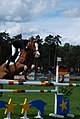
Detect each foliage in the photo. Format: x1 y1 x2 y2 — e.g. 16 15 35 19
0 32 11 64
0 31 80 70
59 86 73 99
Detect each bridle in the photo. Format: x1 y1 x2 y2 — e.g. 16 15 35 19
26 40 40 58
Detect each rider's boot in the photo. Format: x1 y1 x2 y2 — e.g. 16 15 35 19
6 56 12 70
6 61 10 70
6 56 15 70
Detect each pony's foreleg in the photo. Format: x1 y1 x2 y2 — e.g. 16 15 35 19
31 64 35 69
17 64 28 80
23 65 29 80
17 64 27 70
24 65 28 71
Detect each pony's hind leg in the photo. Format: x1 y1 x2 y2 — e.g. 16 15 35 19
0 84 3 97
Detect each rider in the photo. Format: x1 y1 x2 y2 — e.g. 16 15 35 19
6 34 25 70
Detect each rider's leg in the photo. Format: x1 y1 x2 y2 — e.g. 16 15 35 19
6 45 18 69
6 53 19 68
6 55 12 69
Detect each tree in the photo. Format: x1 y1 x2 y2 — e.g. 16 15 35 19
44 34 55 45
11 33 22 43
0 32 11 64
53 35 62 68
44 35 56 67
35 35 43 45
0 31 11 43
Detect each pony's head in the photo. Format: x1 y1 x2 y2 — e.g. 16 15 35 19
27 38 40 58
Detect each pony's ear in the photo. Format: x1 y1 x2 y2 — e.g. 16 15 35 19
27 42 31 46
29 36 35 41
34 40 37 43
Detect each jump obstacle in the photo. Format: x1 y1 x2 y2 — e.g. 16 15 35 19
0 80 80 86
0 57 79 119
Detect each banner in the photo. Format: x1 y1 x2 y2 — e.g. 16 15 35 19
57 94 70 115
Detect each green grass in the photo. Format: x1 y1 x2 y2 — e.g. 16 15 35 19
0 81 80 119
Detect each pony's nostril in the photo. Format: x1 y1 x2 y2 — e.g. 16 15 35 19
35 53 40 58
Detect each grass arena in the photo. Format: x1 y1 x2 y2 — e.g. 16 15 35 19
0 57 80 119
0 81 80 119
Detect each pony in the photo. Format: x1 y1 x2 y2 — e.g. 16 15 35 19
0 38 40 96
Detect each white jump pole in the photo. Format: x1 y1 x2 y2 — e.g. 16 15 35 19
54 57 59 114
49 57 64 118
0 89 57 93
0 80 80 86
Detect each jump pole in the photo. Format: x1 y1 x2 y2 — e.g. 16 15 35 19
0 57 79 118
49 57 74 118
49 57 64 118
0 80 80 86
0 89 57 93
54 57 59 115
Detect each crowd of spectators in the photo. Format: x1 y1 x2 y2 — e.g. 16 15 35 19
35 66 80 76
70 67 80 76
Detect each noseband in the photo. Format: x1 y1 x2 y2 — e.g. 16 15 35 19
25 41 39 55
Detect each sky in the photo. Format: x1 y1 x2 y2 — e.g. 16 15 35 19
0 0 80 45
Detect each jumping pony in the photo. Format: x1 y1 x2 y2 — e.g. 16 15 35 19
0 38 40 96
